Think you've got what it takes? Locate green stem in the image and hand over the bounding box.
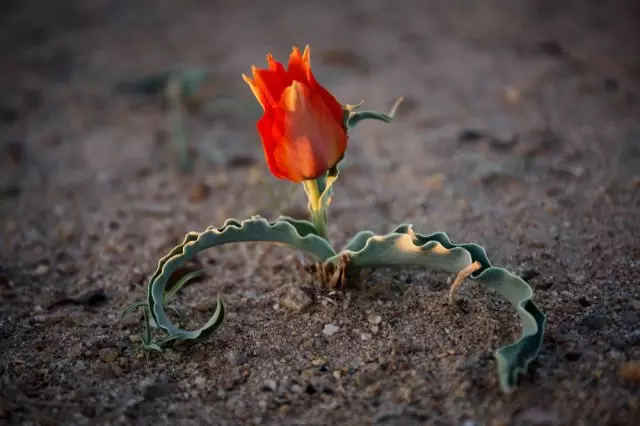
[310,209,328,240]
[302,179,329,240]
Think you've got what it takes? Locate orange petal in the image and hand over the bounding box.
[287,45,343,125]
[252,68,291,108]
[242,73,268,110]
[266,53,282,71]
[256,109,289,180]
[244,53,292,109]
[270,81,347,181]
[287,45,311,86]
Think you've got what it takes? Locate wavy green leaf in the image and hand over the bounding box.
[330,224,546,393]
[147,217,337,341]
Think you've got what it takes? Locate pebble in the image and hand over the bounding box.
[311,357,327,367]
[99,347,119,363]
[367,314,382,325]
[361,333,372,341]
[34,264,49,276]
[281,286,313,312]
[322,324,340,337]
[194,376,207,388]
[261,379,277,392]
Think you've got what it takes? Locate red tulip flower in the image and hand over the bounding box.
[243,45,347,183]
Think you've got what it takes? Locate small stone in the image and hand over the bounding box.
[129,334,141,344]
[361,333,372,341]
[619,362,640,382]
[322,324,340,337]
[311,357,327,367]
[281,286,313,312]
[367,314,382,325]
[580,314,605,330]
[227,350,248,366]
[99,347,119,363]
[630,299,640,311]
[140,377,172,400]
[194,376,206,387]
[370,325,379,334]
[261,379,277,392]
[34,264,49,276]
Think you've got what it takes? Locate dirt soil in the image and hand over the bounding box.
[1,0,640,425]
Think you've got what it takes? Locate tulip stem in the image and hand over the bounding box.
[302,179,329,240]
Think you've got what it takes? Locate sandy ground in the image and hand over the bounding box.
[1,0,640,425]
